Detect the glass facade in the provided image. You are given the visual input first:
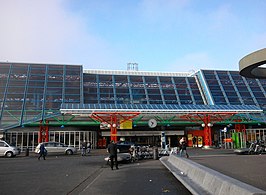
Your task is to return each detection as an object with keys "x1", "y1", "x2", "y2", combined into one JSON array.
[
  {"x1": 0, "y1": 63, "x2": 83, "y2": 130},
  {"x1": 83, "y1": 74, "x2": 204, "y2": 105},
  {"x1": 200, "y1": 70, "x2": 266, "y2": 111},
  {"x1": 1, "y1": 64, "x2": 266, "y2": 131}
]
